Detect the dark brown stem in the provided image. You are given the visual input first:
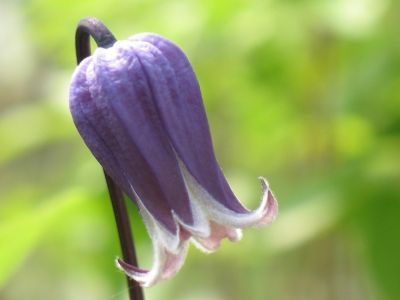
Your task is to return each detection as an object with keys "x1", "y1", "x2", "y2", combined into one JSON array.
[
  {"x1": 75, "y1": 17, "x2": 117, "y2": 59},
  {"x1": 75, "y1": 17, "x2": 144, "y2": 300},
  {"x1": 104, "y1": 173, "x2": 144, "y2": 300}
]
